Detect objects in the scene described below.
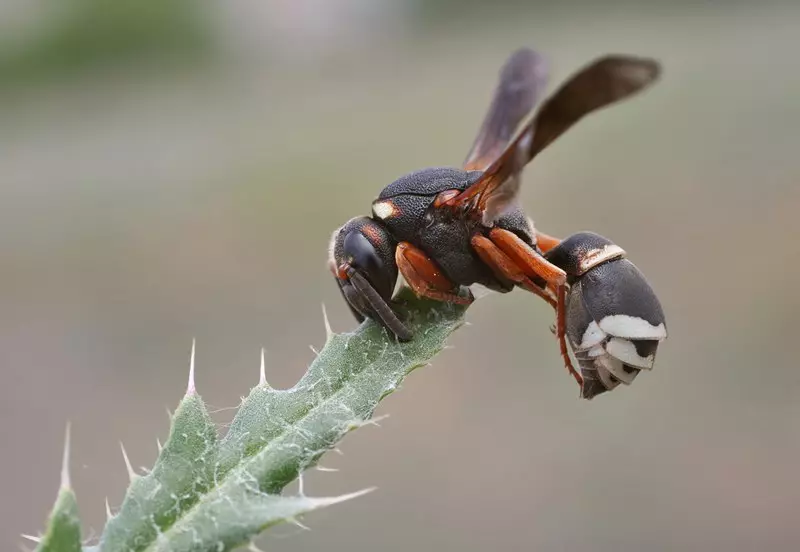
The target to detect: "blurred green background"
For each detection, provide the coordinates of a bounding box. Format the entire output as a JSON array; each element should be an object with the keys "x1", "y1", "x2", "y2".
[{"x1": 2, "y1": 0, "x2": 798, "y2": 550}]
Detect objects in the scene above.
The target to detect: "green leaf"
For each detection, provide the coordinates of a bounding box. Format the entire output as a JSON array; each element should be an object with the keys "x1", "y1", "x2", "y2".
[
  {"x1": 99, "y1": 391, "x2": 219, "y2": 551},
  {"x1": 34, "y1": 291, "x2": 466, "y2": 552},
  {"x1": 32, "y1": 426, "x2": 82, "y2": 552}
]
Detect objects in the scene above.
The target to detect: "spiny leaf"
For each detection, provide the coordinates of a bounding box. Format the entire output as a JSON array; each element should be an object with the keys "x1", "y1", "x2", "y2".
[
  {"x1": 37, "y1": 290, "x2": 466, "y2": 552},
  {"x1": 99, "y1": 393, "x2": 219, "y2": 550},
  {"x1": 33, "y1": 426, "x2": 82, "y2": 552},
  {"x1": 147, "y1": 489, "x2": 375, "y2": 552}
]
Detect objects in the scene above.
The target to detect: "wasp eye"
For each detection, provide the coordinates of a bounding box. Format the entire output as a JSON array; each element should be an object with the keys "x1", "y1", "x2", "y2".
[{"x1": 342, "y1": 230, "x2": 394, "y2": 301}]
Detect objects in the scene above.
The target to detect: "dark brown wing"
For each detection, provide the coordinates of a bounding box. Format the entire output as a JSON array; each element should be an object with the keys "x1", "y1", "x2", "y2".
[
  {"x1": 449, "y1": 55, "x2": 661, "y2": 224},
  {"x1": 463, "y1": 48, "x2": 548, "y2": 171}
]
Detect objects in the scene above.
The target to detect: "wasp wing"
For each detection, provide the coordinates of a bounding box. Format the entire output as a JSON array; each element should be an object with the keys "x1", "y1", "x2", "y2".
[
  {"x1": 450, "y1": 55, "x2": 661, "y2": 224},
  {"x1": 463, "y1": 48, "x2": 548, "y2": 172}
]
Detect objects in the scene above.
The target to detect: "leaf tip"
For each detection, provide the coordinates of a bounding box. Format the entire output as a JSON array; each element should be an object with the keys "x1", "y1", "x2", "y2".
[
  {"x1": 259, "y1": 348, "x2": 270, "y2": 388},
  {"x1": 20, "y1": 534, "x2": 41, "y2": 544},
  {"x1": 288, "y1": 517, "x2": 311, "y2": 531},
  {"x1": 322, "y1": 303, "x2": 334, "y2": 340},
  {"x1": 346, "y1": 414, "x2": 388, "y2": 432},
  {"x1": 119, "y1": 442, "x2": 137, "y2": 482},
  {"x1": 326, "y1": 486, "x2": 377, "y2": 506},
  {"x1": 186, "y1": 338, "x2": 197, "y2": 396},
  {"x1": 60, "y1": 422, "x2": 72, "y2": 490}
]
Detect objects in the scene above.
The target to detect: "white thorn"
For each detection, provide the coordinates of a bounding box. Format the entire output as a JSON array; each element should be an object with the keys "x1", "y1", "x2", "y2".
[
  {"x1": 186, "y1": 338, "x2": 197, "y2": 396},
  {"x1": 119, "y1": 442, "x2": 137, "y2": 482},
  {"x1": 20, "y1": 534, "x2": 41, "y2": 544},
  {"x1": 166, "y1": 407, "x2": 173, "y2": 420},
  {"x1": 315, "y1": 465, "x2": 339, "y2": 473},
  {"x1": 61, "y1": 423, "x2": 72, "y2": 489},
  {"x1": 322, "y1": 303, "x2": 334, "y2": 340},
  {"x1": 259, "y1": 348, "x2": 269, "y2": 388},
  {"x1": 247, "y1": 542, "x2": 265, "y2": 552},
  {"x1": 156, "y1": 438, "x2": 163, "y2": 453},
  {"x1": 332, "y1": 447, "x2": 344, "y2": 456},
  {"x1": 288, "y1": 517, "x2": 310, "y2": 531},
  {"x1": 105, "y1": 498, "x2": 113, "y2": 520},
  {"x1": 297, "y1": 472, "x2": 305, "y2": 496},
  {"x1": 309, "y1": 345, "x2": 319, "y2": 356},
  {"x1": 369, "y1": 414, "x2": 389, "y2": 427}
]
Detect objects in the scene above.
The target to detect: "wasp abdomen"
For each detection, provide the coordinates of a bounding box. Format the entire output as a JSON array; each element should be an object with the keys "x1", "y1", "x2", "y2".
[{"x1": 549, "y1": 233, "x2": 667, "y2": 399}]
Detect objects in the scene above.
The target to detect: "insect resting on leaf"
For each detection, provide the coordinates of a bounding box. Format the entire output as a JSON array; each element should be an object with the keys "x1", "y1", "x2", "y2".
[{"x1": 329, "y1": 48, "x2": 667, "y2": 399}]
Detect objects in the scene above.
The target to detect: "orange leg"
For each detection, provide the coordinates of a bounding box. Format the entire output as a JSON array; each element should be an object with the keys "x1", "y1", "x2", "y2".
[
  {"x1": 533, "y1": 230, "x2": 563, "y2": 305},
  {"x1": 535, "y1": 230, "x2": 561, "y2": 253},
  {"x1": 471, "y1": 234, "x2": 556, "y2": 306},
  {"x1": 474, "y1": 228, "x2": 582, "y2": 388},
  {"x1": 555, "y1": 284, "x2": 580, "y2": 386},
  {"x1": 396, "y1": 242, "x2": 474, "y2": 305},
  {"x1": 488, "y1": 228, "x2": 566, "y2": 288}
]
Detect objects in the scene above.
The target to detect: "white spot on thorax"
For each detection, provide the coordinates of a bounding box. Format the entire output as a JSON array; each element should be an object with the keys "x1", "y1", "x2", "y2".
[{"x1": 372, "y1": 200, "x2": 397, "y2": 220}]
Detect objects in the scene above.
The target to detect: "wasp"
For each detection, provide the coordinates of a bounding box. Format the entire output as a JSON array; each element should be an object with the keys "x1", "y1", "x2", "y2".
[{"x1": 329, "y1": 48, "x2": 667, "y2": 399}]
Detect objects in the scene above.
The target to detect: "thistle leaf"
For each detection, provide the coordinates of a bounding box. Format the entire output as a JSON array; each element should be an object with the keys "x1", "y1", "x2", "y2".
[
  {"x1": 34, "y1": 426, "x2": 82, "y2": 552},
  {"x1": 34, "y1": 291, "x2": 467, "y2": 552},
  {"x1": 99, "y1": 393, "x2": 219, "y2": 550}
]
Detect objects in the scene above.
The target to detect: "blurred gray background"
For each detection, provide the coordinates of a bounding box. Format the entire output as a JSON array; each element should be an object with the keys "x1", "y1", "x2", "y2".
[{"x1": 2, "y1": 0, "x2": 798, "y2": 550}]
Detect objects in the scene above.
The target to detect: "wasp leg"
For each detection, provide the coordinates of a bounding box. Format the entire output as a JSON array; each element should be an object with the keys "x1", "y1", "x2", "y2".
[
  {"x1": 535, "y1": 230, "x2": 561, "y2": 253},
  {"x1": 488, "y1": 228, "x2": 565, "y2": 288},
  {"x1": 554, "y1": 283, "x2": 582, "y2": 387},
  {"x1": 476, "y1": 228, "x2": 583, "y2": 388},
  {"x1": 396, "y1": 242, "x2": 474, "y2": 305},
  {"x1": 471, "y1": 234, "x2": 552, "y2": 303}
]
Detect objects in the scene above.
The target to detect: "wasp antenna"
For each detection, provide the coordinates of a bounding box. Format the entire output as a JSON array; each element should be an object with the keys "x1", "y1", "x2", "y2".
[{"x1": 348, "y1": 271, "x2": 413, "y2": 341}]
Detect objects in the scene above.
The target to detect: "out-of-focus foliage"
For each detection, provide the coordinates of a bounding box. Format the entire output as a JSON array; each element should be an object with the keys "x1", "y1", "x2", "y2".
[
  {"x1": 0, "y1": 0, "x2": 212, "y2": 88},
  {"x1": 411, "y1": 0, "x2": 768, "y2": 20}
]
